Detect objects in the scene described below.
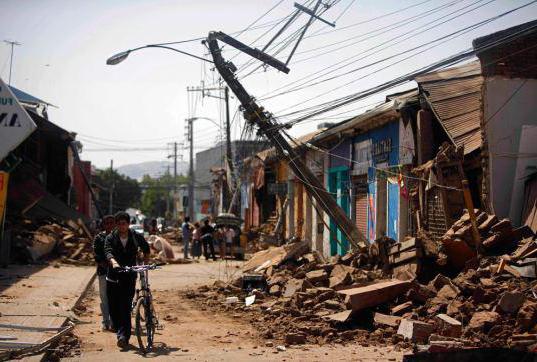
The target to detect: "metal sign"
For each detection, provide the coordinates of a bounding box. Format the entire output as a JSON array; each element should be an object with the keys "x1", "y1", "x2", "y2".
[{"x1": 0, "y1": 77, "x2": 37, "y2": 162}]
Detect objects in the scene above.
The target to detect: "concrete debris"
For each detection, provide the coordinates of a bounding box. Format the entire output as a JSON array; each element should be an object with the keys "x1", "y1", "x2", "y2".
[
  {"x1": 189, "y1": 218, "x2": 537, "y2": 351},
  {"x1": 397, "y1": 319, "x2": 435, "y2": 343},
  {"x1": 338, "y1": 280, "x2": 412, "y2": 311},
  {"x1": 498, "y1": 291, "x2": 525, "y2": 313},
  {"x1": 434, "y1": 314, "x2": 462, "y2": 338},
  {"x1": 374, "y1": 313, "x2": 401, "y2": 328}
]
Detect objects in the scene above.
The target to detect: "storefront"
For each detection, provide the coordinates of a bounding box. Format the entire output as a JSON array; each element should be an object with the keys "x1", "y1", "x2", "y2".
[{"x1": 353, "y1": 117, "x2": 414, "y2": 242}]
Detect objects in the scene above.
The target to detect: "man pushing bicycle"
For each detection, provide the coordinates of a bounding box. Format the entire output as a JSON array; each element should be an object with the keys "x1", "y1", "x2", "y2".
[{"x1": 104, "y1": 211, "x2": 150, "y2": 350}]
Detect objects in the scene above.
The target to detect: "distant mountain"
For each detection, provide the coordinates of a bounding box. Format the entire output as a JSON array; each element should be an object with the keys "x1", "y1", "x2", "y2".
[{"x1": 117, "y1": 161, "x2": 188, "y2": 181}]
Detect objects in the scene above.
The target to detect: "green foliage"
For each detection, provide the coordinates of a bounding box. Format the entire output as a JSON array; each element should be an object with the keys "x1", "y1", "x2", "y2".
[
  {"x1": 93, "y1": 169, "x2": 141, "y2": 215},
  {"x1": 139, "y1": 172, "x2": 188, "y2": 217}
]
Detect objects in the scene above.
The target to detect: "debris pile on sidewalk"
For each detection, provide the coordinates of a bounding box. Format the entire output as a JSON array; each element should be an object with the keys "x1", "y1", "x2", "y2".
[
  {"x1": 9, "y1": 217, "x2": 94, "y2": 264},
  {"x1": 439, "y1": 208, "x2": 533, "y2": 271},
  {"x1": 188, "y1": 222, "x2": 537, "y2": 352}
]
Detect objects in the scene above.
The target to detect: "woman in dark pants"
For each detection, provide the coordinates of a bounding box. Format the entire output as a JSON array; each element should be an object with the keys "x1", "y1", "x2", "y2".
[{"x1": 105, "y1": 212, "x2": 150, "y2": 350}]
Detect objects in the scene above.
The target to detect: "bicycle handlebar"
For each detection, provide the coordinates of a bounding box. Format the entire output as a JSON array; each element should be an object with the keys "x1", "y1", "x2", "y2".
[{"x1": 118, "y1": 264, "x2": 161, "y2": 273}]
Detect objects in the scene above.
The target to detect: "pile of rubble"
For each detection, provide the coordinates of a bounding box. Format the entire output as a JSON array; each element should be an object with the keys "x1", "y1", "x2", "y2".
[
  {"x1": 188, "y1": 214, "x2": 537, "y2": 354},
  {"x1": 439, "y1": 209, "x2": 533, "y2": 271},
  {"x1": 10, "y1": 217, "x2": 94, "y2": 265}
]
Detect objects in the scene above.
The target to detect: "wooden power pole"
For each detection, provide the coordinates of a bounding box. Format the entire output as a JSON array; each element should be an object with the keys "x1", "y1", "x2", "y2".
[{"x1": 205, "y1": 31, "x2": 366, "y2": 248}]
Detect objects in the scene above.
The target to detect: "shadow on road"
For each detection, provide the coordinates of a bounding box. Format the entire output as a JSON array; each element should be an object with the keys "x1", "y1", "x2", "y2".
[{"x1": 131, "y1": 342, "x2": 181, "y2": 358}]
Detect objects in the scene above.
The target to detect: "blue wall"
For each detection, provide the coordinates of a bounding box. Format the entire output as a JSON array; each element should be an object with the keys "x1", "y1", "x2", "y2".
[{"x1": 353, "y1": 120, "x2": 400, "y2": 242}]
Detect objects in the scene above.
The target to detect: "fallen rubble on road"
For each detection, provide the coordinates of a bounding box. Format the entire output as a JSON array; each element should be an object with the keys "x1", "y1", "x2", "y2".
[
  {"x1": 9, "y1": 217, "x2": 95, "y2": 265},
  {"x1": 186, "y1": 215, "x2": 537, "y2": 355}
]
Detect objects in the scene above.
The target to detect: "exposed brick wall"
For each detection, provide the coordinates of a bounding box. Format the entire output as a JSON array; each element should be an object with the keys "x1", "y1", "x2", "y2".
[{"x1": 476, "y1": 31, "x2": 537, "y2": 78}]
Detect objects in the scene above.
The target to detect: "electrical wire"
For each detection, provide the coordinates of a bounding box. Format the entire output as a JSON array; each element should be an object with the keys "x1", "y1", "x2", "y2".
[
  {"x1": 276, "y1": 19, "x2": 537, "y2": 127},
  {"x1": 259, "y1": 0, "x2": 493, "y2": 101}
]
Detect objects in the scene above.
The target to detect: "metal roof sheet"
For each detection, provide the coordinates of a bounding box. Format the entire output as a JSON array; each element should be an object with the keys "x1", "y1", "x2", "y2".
[{"x1": 416, "y1": 61, "x2": 483, "y2": 154}]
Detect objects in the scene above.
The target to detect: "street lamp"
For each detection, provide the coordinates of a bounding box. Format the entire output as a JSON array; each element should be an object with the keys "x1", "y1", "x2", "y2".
[{"x1": 106, "y1": 44, "x2": 212, "y2": 66}]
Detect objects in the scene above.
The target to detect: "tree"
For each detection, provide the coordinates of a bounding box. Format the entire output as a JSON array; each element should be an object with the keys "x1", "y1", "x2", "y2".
[
  {"x1": 139, "y1": 172, "x2": 188, "y2": 217},
  {"x1": 93, "y1": 169, "x2": 141, "y2": 215}
]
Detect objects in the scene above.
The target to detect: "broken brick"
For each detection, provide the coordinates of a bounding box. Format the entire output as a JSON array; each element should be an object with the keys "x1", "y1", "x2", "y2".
[
  {"x1": 397, "y1": 319, "x2": 434, "y2": 343},
  {"x1": 374, "y1": 313, "x2": 401, "y2": 328},
  {"x1": 337, "y1": 280, "x2": 411, "y2": 311},
  {"x1": 305, "y1": 269, "x2": 328, "y2": 284},
  {"x1": 435, "y1": 314, "x2": 462, "y2": 338},
  {"x1": 467, "y1": 311, "x2": 500, "y2": 332},
  {"x1": 498, "y1": 291, "x2": 525, "y2": 314}
]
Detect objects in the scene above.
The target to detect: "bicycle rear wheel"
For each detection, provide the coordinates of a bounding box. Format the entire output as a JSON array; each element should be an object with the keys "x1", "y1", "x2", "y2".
[{"x1": 134, "y1": 297, "x2": 155, "y2": 353}]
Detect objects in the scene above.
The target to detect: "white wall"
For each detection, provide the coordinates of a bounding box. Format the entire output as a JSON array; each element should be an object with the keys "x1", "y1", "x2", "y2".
[{"x1": 484, "y1": 78, "x2": 537, "y2": 225}]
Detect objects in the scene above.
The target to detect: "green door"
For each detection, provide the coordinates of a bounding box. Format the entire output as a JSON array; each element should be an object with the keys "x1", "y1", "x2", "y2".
[{"x1": 328, "y1": 167, "x2": 350, "y2": 256}]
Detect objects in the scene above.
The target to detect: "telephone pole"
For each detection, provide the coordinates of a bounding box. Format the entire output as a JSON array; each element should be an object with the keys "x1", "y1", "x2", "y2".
[
  {"x1": 3, "y1": 40, "x2": 21, "y2": 86},
  {"x1": 187, "y1": 84, "x2": 235, "y2": 210},
  {"x1": 186, "y1": 119, "x2": 195, "y2": 220},
  {"x1": 167, "y1": 142, "x2": 181, "y2": 219},
  {"x1": 108, "y1": 159, "x2": 114, "y2": 214}
]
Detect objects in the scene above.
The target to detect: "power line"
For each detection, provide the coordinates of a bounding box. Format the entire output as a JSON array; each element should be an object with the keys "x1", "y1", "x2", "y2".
[
  {"x1": 274, "y1": 18, "x2": 537, "y2": 126},
  {"x1": 259, "y1": 0, "x2": 491, "y2": 101},
  {"x1": 267, "y1": 0, "x2": 502, "y2": 110}
]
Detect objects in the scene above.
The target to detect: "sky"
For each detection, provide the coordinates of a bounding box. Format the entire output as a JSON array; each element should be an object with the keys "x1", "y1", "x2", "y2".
[{"x1": 1, "y1": 0, "x2": 536, "y2": 169}]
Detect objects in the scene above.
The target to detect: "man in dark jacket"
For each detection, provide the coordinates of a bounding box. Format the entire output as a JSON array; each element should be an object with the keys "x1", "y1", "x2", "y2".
[
  {"x1": 105, "y1": 211, "x2": 150, "y2": 349},
  {"x1": 93, "y1": 215, "x2": 115, "y2": 331},
  {"x1": 200, "y1": 219, "x2": 216, "y2": 261}
]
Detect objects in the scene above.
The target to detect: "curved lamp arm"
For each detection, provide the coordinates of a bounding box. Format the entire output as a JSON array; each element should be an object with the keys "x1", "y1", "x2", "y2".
[{"x1": 106, "y1": 44, "x2": 213, "y2": 65}]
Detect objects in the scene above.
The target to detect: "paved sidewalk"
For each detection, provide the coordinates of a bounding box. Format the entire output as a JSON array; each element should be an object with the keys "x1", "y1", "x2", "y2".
[{"x1": 0, "y1": 264, "x2": 95, "y2": 354}]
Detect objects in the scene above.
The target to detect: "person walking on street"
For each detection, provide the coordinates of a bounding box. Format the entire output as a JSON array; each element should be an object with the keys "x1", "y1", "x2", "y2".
[
  {"x1": 224, "y1": 226, "x2": 236, "y2": 259},
  {"x1": 92, "y1": 215, "x2": 115, "y2": 331},
  {"x1": 181, "y1": 216, "x2": 192, "y2": 259},
  {"x1": 200, "y1": 219, "x2": 216, "y2": 261},
  {"x1": 105, "y1": 211, "x2": 150, "y2": 350},
  {"x1": 192, "y1": 222, "x2": 202, "y2": 259}
]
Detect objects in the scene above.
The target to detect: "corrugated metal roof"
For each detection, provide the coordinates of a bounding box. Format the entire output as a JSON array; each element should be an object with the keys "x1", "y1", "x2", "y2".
[
  {"x1": 311, "y1": 89, "x2": 419, "y2": 144},
  {"x1": 415, "y1": 61, "x2": 483, "y2": 154}
]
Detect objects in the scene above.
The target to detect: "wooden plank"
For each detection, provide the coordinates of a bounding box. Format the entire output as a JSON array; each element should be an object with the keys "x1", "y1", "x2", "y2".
[
  {"x1": 389, "y1": 249, "x2": 419, "y2": 265},
  {"x1": 0, "y1": 323, "x2": 61, "y2": 332},
  {"x1": 0, "y1": 341, "x2": 38, "y2": 349},
  {"x1": 374, "y1": 313, "x2": 401, "y2": 327},
  {"x1": 338, "y1": 280, "x2": 412, "y2": 311},
  {"x1": 388, "y1": 238, "x2": 417, "y2": 256}
]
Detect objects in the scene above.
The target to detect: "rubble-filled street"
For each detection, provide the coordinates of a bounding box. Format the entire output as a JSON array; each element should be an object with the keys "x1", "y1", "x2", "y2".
[{"x1": 1, "y1": 1, "x2": 537, "y2": 361}]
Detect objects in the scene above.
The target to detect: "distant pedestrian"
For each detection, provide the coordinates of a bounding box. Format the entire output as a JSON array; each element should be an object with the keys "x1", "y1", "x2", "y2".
[
  {"x1": 192, "y1": 222, "x2": 202, "y2": 259},
  {"x1": 93, "y1": 215, "x2": 115, "y2": 331},
  {"x1": 105, "y1": 211, "x2": 150, "y2": 350},
  {"x1": 200, "y1": 219, "x2": 216, "y2": 261},
  {"x1": 181, "y1": 216, "x2": 192, "y2": 259},
  {"x1": 224, "y1": 226, "x2": 236, "y2": 259},
  {"x1": 149, "y1": 218, "x2": 158, "y2": 235}
]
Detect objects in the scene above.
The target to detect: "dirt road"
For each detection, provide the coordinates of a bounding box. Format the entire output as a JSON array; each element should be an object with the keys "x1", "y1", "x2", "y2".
[{"x1": 66, "y1": 260, "x2": 406, "y2": 361}]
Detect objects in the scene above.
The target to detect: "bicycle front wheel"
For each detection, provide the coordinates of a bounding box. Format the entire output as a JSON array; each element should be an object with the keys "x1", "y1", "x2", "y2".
[{"x1": 134, "y1": 297, "x2": 155, "y2": 353}]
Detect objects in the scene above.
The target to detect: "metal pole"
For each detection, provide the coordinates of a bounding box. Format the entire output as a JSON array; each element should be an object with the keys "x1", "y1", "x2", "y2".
[
  {"x1": 8, "y1": 43, "x2": 13, "y2": 85},
  {"x1": 4, "y1": 41, "x2": 20, "y2": 86},
  {"x1": 109, "y1": 159, "x2": 114, "y2": 214},
  {"x1": 224, "y1": 86, "x2": 234, "y2": 211},
  {"x1": 188, "y1": 119, "x2": 195, "y2": 220},
  {"x1": 173, "y1": 141, "x2": 178, "y2": 219}
]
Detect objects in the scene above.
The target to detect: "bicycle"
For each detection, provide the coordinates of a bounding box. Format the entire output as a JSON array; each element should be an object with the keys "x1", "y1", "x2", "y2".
[{"x1": 121, "y1": 264, "x2": 161, "y2": 353}]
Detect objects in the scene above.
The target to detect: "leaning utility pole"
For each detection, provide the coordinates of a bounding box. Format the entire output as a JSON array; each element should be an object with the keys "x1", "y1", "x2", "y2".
[
  {"x1": 3, "y1": 40, "x2": 20, "y2": 86},
  {"x1": 205, "y1": 31, "x2": 366, "y2": 248}
]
